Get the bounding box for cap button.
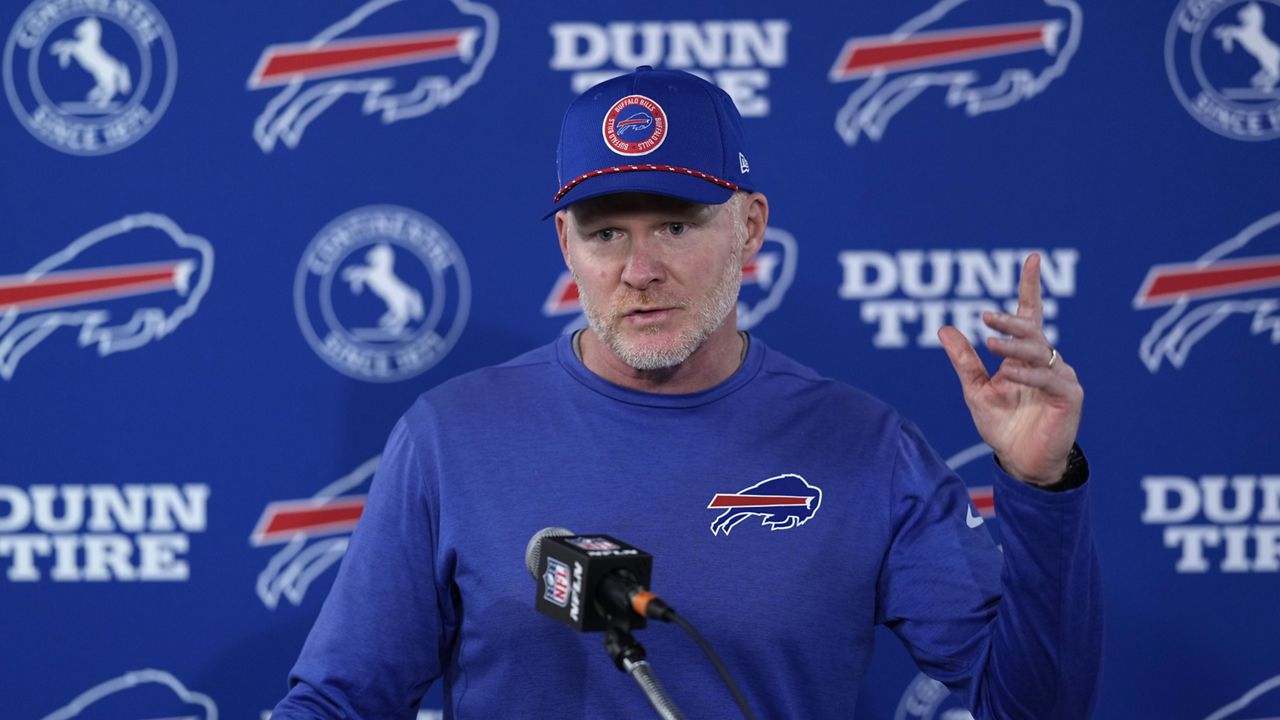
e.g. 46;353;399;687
635;65;653;72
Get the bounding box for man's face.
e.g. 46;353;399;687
556;193;749;370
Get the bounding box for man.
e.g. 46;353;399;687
272;67;1101;719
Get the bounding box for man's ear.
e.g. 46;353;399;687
555;210;572;268
741;192;769;266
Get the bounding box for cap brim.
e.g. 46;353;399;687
543;170;735;219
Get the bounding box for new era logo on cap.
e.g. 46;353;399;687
546;66;758;217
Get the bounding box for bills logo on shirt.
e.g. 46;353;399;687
1134;210;1280;372
829;0;1081;146
0;214;213;381
247;0;498;152
544;226;797;334
543;556;572;608
250;456;376;610
707;473;822;536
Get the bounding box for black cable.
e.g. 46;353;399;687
669;610;757;720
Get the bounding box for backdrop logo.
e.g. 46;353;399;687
1142;474;1280;572
3;0;177;155
0;214;214;381
544;225;797;334
251;456;375;609
1205;673;1280;720
294;205;470;382
1167;0;1280;141
829;0;1080;146
248;0;497;152
40;669;217;720
837;248;1077;349
0;484;209;582
549;20;789;117
1134;211;1280;372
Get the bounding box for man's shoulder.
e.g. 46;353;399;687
407;339;561;411
755;340;901;421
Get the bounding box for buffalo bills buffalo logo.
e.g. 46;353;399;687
251;456;376;609
247;0;498;152
707;473;822;536
615;111;653;136
830;0;1081;146
0;214;213;381
1135;210;1280;372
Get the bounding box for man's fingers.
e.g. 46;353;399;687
982;311;1042;339
997;364;1059;390
1016;252;1044;324
997;362;1084;406
939;326;990;394
986;335;1055;366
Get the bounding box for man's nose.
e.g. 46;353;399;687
621;237;666;290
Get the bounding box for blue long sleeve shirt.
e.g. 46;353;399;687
272;334;1102;718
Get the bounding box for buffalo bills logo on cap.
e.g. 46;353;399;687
602;94;668;156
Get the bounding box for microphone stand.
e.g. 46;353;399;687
604;619;686;720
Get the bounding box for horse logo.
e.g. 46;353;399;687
342;244;425;337
294;205;470;382
3;0;176;154
48;17;131;110
1166;0;1280;140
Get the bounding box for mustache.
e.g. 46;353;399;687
611;290;691;312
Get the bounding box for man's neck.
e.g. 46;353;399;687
575;321;747;394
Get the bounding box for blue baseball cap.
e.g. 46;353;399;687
546;66;758;218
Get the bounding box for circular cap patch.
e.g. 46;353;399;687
602;94;667;156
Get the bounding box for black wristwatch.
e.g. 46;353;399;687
1039;443;1089;492
995;443;1089;492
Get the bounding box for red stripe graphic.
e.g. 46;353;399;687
832;21;1058;81
969;486;995;517
1135;256;1280;308
707;494;811;509
250;29;470;88
254;497;366;544
0;261;190;313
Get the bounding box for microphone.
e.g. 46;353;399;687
525;527;674;632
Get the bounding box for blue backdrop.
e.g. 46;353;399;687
3;0;1278;718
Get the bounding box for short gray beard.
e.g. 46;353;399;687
574;196;747;371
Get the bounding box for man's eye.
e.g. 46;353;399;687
596;229;616;241
668;223;686;236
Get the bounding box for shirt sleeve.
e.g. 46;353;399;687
271;402;455;719
876;420;1103;719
